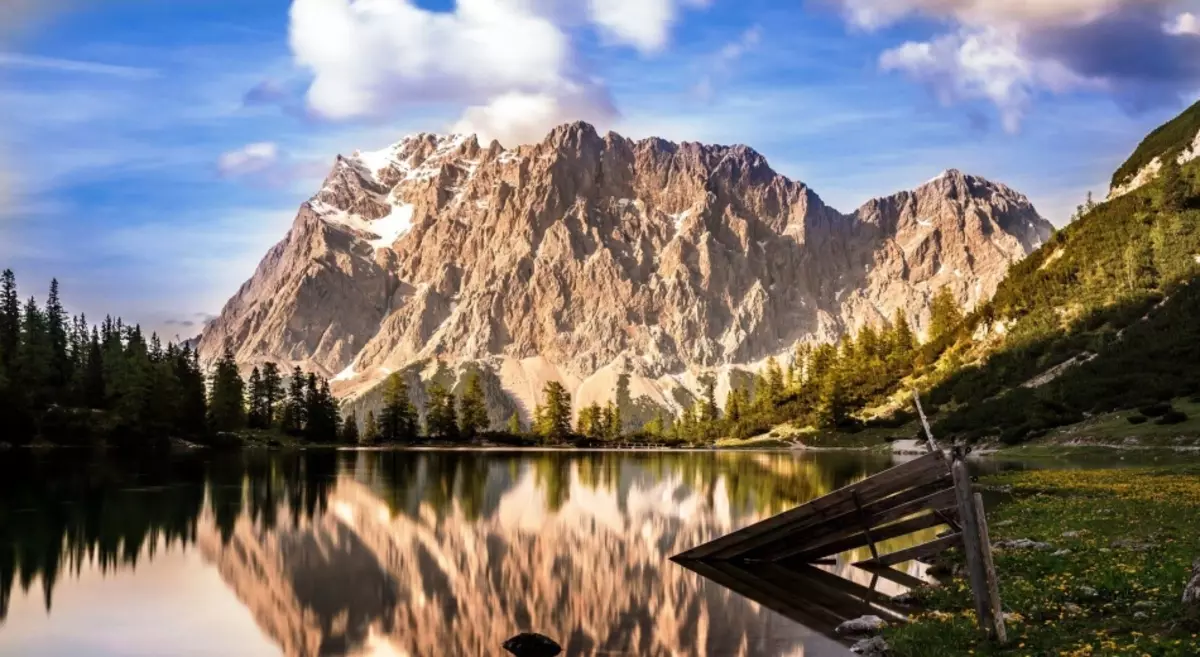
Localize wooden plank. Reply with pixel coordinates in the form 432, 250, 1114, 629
786, 507, 957, 563
744, 476, 954, 560
952, 455, 995, 638
763, 562, 910, 622
974, 492, 1007, 644
913, 391, 939, 453
757, 486, 959, 562
679, 560, 853, 634
852, 532, 963, 568
855, 563, 929, 591
724, 474, 950, 561
675, 450, 948, 560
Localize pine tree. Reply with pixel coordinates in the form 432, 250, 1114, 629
724, 386, 743, 422
456, 372, 489, 439
534, 381, 571, 443
507, 411, 523, 435
928, 287, 964, 344
576, 402, 601, 438
18, 297, 52, 408
603, 400, 622, 441
379, 372, 417, 443
764, 356, 784, 403
0, 270, 20, 373
340, 411, 360, 444
208, 349, 246, 432
261, 363, 284, 428
362, 410, 380, 445
246, 367, 265, 429
281, 367, 307, 436
889, 309, 916, 367
45, 279, 71, 399
699, 376, 719, 423
424, 381, 458, 440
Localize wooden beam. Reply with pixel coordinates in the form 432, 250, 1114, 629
784, 507, 957, 563
952, 454, 996, 638
674, 450, 949, 560
749, 477, 954, 559
974, 492, 1007, 644
852, 532, 963, 568
855, 563, 929, 591
756, 486, 959, 562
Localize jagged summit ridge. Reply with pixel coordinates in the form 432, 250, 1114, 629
198, 122, 1053, 416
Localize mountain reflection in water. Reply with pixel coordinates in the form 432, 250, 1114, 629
0, 449, 934, 656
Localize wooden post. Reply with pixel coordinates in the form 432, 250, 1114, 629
912, 391, 938, 454
951, 452, 996, 638
973, 492, 1008, 644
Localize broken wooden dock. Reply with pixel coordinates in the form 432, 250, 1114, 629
673, 444, 1008, 643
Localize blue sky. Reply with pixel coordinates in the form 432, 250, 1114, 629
2, 0, 1199, 339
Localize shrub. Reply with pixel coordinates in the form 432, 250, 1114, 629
1154, 410, 1188, 425
1138, 403, 1172, 417
1127, 415, 1149, 425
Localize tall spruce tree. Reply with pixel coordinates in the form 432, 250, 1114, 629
379, 372, 417, 442
362, 410, 381, 445
247, 367, 266, 429
340, 411, 360, 444
0, 270, 20, 372
208, 350, 246, 432
260, 363, 284, 428
457, 372, 489, 439
424, 381, 458, 440
534, 381, 572, 443
928, 287, 964, 344
281, 367, 307, 436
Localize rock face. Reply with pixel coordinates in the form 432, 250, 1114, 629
198, 122, 1052, 416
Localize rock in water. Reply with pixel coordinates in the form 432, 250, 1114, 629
1184, 558, 1200, 606
836, 615, 888, 635
503, 632, 562, 657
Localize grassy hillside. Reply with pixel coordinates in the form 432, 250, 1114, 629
1111, 99, 1200, 188
922, 128, 1200, 443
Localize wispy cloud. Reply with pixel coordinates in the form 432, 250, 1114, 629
0, 52, 158, 78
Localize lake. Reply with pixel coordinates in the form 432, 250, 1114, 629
0, 448, 973, 657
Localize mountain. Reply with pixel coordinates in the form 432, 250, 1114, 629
197, 123, 1051, 420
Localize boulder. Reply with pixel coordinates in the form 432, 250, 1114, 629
836, 615, 888, 636
850, 636, 890, 656
994, 538, 1054, 551
502, 633, 562, 657
1184, 558, 1200, 606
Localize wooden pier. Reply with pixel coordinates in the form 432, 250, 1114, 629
673, 434, 1007, 643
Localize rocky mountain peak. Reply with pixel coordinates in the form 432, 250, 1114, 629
198, 124, 1052, 418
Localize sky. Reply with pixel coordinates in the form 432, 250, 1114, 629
2, 0, 1199, 339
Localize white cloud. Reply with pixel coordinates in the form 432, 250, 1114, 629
0, 52, 158, 78
217, 142, 280, 176
287, 0, 705, 145
835, 0, 1200, 130
880, 28, 1097, 133
587, 0, 710, 53
1166, 12, 1200, 35
453, 86, 616, 146
839, 0, 1130, 31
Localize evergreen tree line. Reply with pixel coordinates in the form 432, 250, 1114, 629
354, 370, 490, 445
0, 271, 342, 446
630, 305, 942, 444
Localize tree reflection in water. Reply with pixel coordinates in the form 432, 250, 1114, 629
1, 449, 916, 656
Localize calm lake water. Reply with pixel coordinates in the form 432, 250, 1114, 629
0, 448, 974, 657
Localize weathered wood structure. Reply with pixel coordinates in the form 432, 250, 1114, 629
673, 399, 1007, 643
